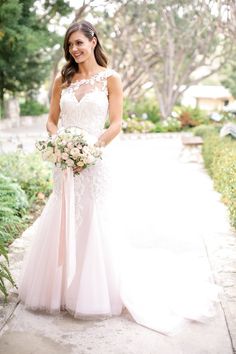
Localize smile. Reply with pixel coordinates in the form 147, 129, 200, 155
73, 53, 82, 58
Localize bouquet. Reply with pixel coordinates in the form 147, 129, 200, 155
35, 127, 104, 175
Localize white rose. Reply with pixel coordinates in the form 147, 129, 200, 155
59, 133, 68, 140
66, 159, 74, 167
70, 147, 80, 158
67, 142, 74, 149
82, 146, 90, 154
55, 151, 61, 162
61, 152, 69, 160
86, 155, 96, 164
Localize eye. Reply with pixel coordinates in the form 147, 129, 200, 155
68, 41, 83, 49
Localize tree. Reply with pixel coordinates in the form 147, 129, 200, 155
102, 0, 233, 119
0, 0, 72, 114
94, 1, 150, 101
47, 1, 148, 102
220, 61, 236, 97
217, 1, 236, 97
47, 0, 96, 100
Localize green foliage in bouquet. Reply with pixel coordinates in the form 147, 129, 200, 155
199, 129, 236, 229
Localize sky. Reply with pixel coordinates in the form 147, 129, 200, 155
47, 0, 111, 36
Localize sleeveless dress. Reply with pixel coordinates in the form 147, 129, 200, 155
17, 68, 222, 335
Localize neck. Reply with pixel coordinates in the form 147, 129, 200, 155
78, 56, 101, 77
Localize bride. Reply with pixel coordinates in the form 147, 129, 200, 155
17, 19, 222, 335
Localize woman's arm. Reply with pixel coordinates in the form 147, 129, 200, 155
95, 72, 123, 147
46, 76, 62, 135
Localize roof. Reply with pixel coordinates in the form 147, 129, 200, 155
182, 85, 232, 99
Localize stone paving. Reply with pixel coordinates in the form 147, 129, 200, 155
0, 124, 236, 353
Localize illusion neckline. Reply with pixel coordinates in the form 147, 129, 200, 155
70, 68, 109, 86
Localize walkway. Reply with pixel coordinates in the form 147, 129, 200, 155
0, 132, 236, 354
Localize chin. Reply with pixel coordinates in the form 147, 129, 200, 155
77, 55, 91, 64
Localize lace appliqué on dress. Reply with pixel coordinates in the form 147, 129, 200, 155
57, 68, 117, 227
59, 68, 117, 136
74, 155, 113, 228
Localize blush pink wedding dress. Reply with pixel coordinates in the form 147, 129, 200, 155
17, 68, 222, 335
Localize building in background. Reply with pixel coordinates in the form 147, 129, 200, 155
181, 85, 235, 112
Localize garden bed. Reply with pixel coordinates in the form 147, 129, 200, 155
0, 151, 52, 301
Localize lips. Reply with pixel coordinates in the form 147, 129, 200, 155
73, 53, 82, 59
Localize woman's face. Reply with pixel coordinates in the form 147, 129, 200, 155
68, 30, 96, 63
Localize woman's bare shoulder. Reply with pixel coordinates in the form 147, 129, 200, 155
52, 74, 63, 93
107, 69, 122, 92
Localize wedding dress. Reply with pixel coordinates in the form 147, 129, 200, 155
17, 68, 222, 335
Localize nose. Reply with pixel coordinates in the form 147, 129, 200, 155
70, 44, 78, 53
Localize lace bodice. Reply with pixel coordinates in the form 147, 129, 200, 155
60, 68, 117, 137
53, 67, 119, 227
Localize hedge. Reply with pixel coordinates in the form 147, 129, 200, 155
193, 125, 236, 228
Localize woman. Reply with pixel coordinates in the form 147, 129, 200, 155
17, 20, 221, 335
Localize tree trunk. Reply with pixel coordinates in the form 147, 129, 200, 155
0, 88, 4, 120
5, 98, 20, 127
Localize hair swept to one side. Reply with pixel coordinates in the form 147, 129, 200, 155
61, 20, 108, 86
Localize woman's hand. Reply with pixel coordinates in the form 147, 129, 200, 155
94, 140, 105, 148
73, 165, 85, 175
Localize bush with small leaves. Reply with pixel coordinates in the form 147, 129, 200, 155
200, 130, 236, 228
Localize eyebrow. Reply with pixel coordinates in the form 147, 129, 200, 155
68, 39, 83, 44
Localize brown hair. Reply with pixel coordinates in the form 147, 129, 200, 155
61, 20, 108, 86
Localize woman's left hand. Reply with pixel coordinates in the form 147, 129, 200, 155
73, 165, 85, 175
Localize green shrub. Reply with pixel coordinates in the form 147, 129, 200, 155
217, 111, 236, 122
0, 239, 17, 303
151, 122, 166, 133
161, 117, 182, 132
0, 174, 29, 244
0, 152, 52, 203
0, 152, 53, 302
174, 106, 209, 127
122, 116, 182, 134
122, 118, 155, 133
0, 174, 27, 300
192, 124, 221, 139
123, 97, 161, 123
201, 131, 236, 228
20, 99, 48, 116
150, 117, 181, 133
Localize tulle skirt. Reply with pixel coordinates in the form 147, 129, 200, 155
17, 136, 222, 335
